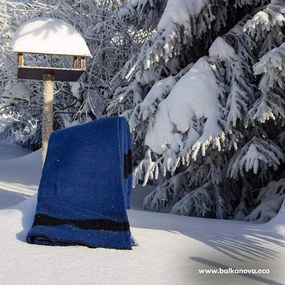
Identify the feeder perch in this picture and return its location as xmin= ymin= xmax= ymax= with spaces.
xmin=12 ymin=17 xmax=91 ymax=164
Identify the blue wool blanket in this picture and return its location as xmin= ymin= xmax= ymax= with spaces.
xmin=27 ymin=116 xmax=133 ymax=249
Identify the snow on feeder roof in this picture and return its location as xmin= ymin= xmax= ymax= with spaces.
xmin=12 ymin=17 xmax=91 ymax=81
xmin=12 ymin=17 xmax=91 ymax=57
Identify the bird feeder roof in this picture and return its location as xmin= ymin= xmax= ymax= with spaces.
xmin=12 ymin=17 xmax=91 ymax=57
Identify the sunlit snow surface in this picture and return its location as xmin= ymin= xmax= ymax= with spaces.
xmin=158 ymin=0 xmax=207 ymax=31
xmin=209 ymin=37 xmax=236 ymax=59
xmin=145 ymin=58 xmax=221 ymax=157
xmin=0 ymin=142 xmax=284 ymax=285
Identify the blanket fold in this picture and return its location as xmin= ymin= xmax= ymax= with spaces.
xmin=27 ymin=116 xmax=133 ymax=249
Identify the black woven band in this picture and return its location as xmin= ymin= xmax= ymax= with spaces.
xmin=33 ymin=214 xmax=130 ymax=232
xmin=124 ymin=149 xmax=132 ymax=179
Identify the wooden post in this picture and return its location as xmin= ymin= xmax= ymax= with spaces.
xmin=80 ymin=57 xmax=86 ymax=69
xmin=18 ymin=53 xmax=24 ymax=67
xmin=42 ymin=72 xmax=54 ymax=165
xmin=73 ymin=56 xmax=78 ymax=69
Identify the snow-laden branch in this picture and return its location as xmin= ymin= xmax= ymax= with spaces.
xmin=227 ymin=137 xmax=284 ymax=179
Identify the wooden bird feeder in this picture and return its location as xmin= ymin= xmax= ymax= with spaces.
xmin=12 ymin=17 xmax=91 ymax=165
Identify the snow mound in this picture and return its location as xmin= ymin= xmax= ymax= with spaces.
xmin=12 ymin=17 xmax=91 ymax=57
xmin=0 ymin=149 xmax=41 ymax=195
xmin=0 ymin=142 xmax=31 ymax=160
xmin=209 ymin=37 xmax=236 ymax=59
xmin=267 ymin=200 xmax=285 ymax=237
xmin=0 ymin=189 xmax=28 ymax=209
xmin=145 ymin=57 xmax=220 ymax=156
xmin=167 ymin=58 xmax=219 ymax=131
xmin=158 ymin=0 xmax=208 ymax=31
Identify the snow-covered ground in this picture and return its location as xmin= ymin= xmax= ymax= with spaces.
xmin=0 ymin=142 xmax=284 ymax=285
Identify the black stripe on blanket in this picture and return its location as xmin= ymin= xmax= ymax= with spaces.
xmin=33 ymin=214 xmax=130 ymax=232
xmin=124 ymin=149 xmax=132 ymax=179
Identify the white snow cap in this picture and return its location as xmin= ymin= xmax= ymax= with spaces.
xmin=158 ymin=0 xmax=208 ymax=31
xmin=12 ymin=17 xmax=91 ymax=57
xmin=209 ymin=37 xmax=235 ymax=59
xmin=145 ymin=57 xmax=220 ymax=155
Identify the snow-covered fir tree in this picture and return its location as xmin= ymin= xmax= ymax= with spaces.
xmin=107 ymin=0 xmax=285 ymax=221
